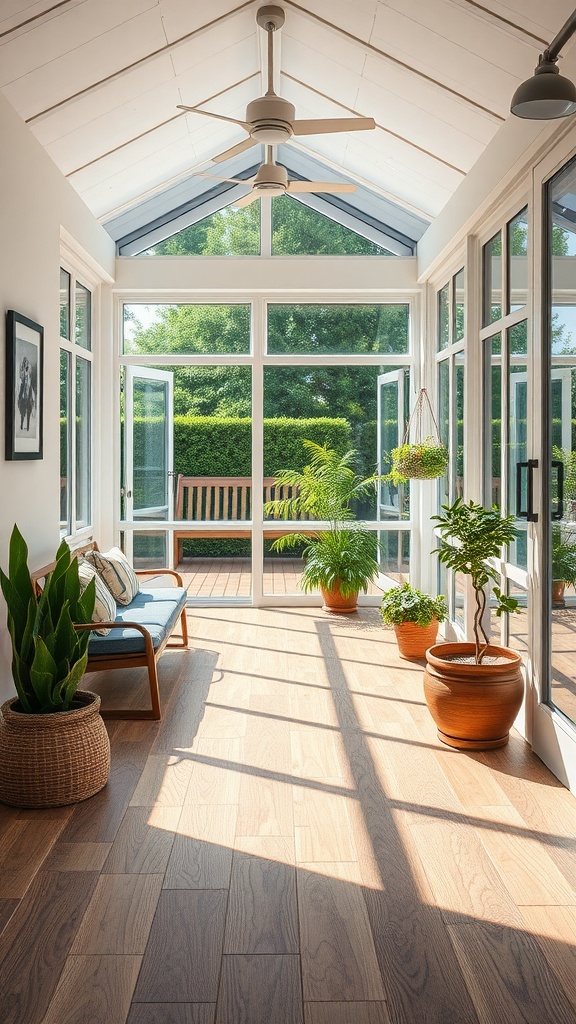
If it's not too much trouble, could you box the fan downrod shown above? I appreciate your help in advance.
[256,5,285,31]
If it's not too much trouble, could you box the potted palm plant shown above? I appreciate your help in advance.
[423,498,524,750]
[264,440,380,612]
[380,583,447,659]
[0,525,110,808]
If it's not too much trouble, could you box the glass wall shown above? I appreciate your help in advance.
[121,298,412,601]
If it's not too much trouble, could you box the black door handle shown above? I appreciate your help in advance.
[516,459,538,522]
[551,459,564,521]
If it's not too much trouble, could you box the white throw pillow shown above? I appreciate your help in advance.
[85,546,140,606]
[77,558,117,636]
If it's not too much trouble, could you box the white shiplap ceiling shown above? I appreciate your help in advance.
[1,0,574,230]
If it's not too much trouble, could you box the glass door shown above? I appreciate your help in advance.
[124,366,174,564]
[531,147,576,792]
[377,369,409,582]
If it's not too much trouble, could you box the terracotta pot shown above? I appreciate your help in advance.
[320,582,358,613]
[423,643,524,750]
[552,580,566,608]
[0,690,110,808]
[394,619,439,660]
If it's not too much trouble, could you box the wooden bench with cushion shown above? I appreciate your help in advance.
[173,474,305,564]
[32,542,188,721]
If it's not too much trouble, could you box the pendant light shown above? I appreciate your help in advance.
[511,9,576,119]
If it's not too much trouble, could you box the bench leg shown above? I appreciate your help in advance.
[147,654,162,721]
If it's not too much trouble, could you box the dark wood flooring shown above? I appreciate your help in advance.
[1,607,576,1024]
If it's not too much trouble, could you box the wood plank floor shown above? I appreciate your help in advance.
[1,607,576,1023]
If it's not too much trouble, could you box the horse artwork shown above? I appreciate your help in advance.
[17,356,35,432]
[5,310,43,460]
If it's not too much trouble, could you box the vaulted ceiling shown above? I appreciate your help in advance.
[1,0,574,236]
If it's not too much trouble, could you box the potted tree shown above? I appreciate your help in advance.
[0,525,110,808]
[264,440,380,612]
[380,583,448,659]
[423,498,524,750]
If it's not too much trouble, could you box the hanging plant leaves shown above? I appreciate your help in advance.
[387,388,449,484]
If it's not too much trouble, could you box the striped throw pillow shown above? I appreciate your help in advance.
[77,558,117,636]
[85,546,140,606]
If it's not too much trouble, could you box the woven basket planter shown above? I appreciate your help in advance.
[0,689,110,808]
[394,619,439,660]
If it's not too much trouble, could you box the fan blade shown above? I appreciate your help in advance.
[292,116,376,136]
[212,137,259,164]
[287,181,356,193]
[196,173,255,185]
[177,105,251,130]
[233,191,260,208]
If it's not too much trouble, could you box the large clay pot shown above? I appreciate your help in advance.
[552,580,566,608]
[0,690,110,808]
[394,619,439,660]
[320,582,359,613]
[423,643,524,750]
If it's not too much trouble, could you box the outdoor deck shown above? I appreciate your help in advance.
[175,557,384,599]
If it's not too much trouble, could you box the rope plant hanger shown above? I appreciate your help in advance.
[388,388,449,484]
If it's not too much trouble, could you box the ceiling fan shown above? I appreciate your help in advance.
[177,4,376,169]
[194,144,356,206]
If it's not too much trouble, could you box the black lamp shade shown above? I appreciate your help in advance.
[511,65,576,119]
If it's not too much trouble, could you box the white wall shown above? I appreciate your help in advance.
[0,93,115,703]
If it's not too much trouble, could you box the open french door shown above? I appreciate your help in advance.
[376,368,409,584]
[124,366,174,565]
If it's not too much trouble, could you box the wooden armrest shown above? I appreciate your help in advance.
[74,620,155,655]
[135,568,184,586]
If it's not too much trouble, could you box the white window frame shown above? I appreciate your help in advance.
[59,251,99,545]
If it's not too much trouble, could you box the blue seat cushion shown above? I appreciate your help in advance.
[87,586,187,657]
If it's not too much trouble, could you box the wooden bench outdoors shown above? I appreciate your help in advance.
[173,474,306,565]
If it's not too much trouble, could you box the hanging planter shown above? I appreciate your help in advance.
[388,388,449,485]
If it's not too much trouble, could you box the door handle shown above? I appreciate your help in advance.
[551,459,564,521]
[516,459,538,522]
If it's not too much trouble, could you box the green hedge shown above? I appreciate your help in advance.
[173,416,352,476]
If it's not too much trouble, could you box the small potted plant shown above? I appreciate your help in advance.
[551,523,576,607]
[380,583,447,659]
[264,440,380,612]
[388,437,449,485]
[0,525,110,808]
[423,498,524,750]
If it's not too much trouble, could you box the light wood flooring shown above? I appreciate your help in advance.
[1,607,576,1023]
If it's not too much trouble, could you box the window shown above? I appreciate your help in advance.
[60,267,93,537]
[436,266,466,625]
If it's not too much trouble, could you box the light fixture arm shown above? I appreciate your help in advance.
[543,9,576,63]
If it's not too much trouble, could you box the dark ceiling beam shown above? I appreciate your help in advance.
[65,73,259,178]
[283,0,505,121]
[460,1,548,46]
[281,71,467,175]
[25,0,257,124]
[0,1,75,39]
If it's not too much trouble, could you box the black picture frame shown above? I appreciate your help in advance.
[5,310,44,461]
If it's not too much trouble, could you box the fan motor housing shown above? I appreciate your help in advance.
[246,95,295,143]
[253,162,288,195]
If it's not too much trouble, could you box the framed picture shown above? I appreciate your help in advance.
[5,310,44,460]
